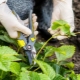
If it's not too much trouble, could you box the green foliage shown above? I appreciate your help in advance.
[35,60,55,79]
[10,62,21,75]
[51,20,75,36]
[35,42,43,51]
[55,45,75,62]
[0,46,21,72]
[0,21,79,80]
[38,73,51,80]
[16,69,30,80]
[44,46,55,58]
[64,62,75,69]
[0,28,17,46]
[29,72,51,80]
[77,74,80,80]
[0,45,77,80]
[53,74,66,80]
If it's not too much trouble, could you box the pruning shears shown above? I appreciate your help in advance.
[13,10,36,65]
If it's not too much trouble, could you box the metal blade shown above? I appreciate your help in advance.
[25,51,33,65]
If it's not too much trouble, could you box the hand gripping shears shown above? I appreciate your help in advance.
[13,10,36,65]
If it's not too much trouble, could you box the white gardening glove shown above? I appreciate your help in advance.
[0,2,37,38]
[17,13,38,36]
[49,0,75,40]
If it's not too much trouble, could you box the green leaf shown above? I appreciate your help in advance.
[10,62,20,75]
[53,74,66,80]
[16,71,30,80]
[51,20,72,36]
[49,63,69,76]
[64,62,74,69]
[77,74,80,80]
[44,46,55,58]
[29,72,51,80]
[0,46,20,71]
[0,30,17,46]
[0,46,21,61]
[19,62,29,69]
[0,70,8,79]
[0,46,17,55]
[71,32,76,36]
[60,24,70,35]
[35,42,44,51]
[55,45,75,62]
[35,60,55,79]
[69,72,77,80]
[0,57,11,71]
[2,72,14,80]
[2,53,21,62]
[39,73,51,80]
[51,20,69,30]
[29,72,40,80]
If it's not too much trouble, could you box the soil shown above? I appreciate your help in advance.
[37,0,80,74]
[71,0,80,74]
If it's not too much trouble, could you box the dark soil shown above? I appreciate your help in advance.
[37,0,80,74]
[71,0,80,74]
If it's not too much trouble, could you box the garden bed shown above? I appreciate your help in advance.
[37,0,80,74]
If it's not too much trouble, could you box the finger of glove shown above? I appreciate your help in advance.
[33,22,38,31]
[56,35,68,40]
[50,30,58,35]
[23,20,38,31]
[48,28,52,32]
[32,14,37,23]
[23,14,37,24]
[34,31,38,36]
[22,14,38,28]
[8,31,18,38]
[22,31,38,37]
[16,23,32,36]
[48,28,59,35]
[2,17,32,37]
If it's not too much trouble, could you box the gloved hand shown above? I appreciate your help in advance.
[48,28,68,40]
[0,2,38,38]
[15,13,38,36]
[49,0,75,40]
[24,14,38,36]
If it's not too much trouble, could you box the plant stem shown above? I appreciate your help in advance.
[36,33,59,58]
[75,32,80,34]
[34,67,40,72]
[36,36,53,58]
[34,35,59,71]
[0,71,4,79]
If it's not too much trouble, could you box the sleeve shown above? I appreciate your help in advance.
[0,0,7,4]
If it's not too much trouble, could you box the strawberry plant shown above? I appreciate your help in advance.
[0,20,80,80]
